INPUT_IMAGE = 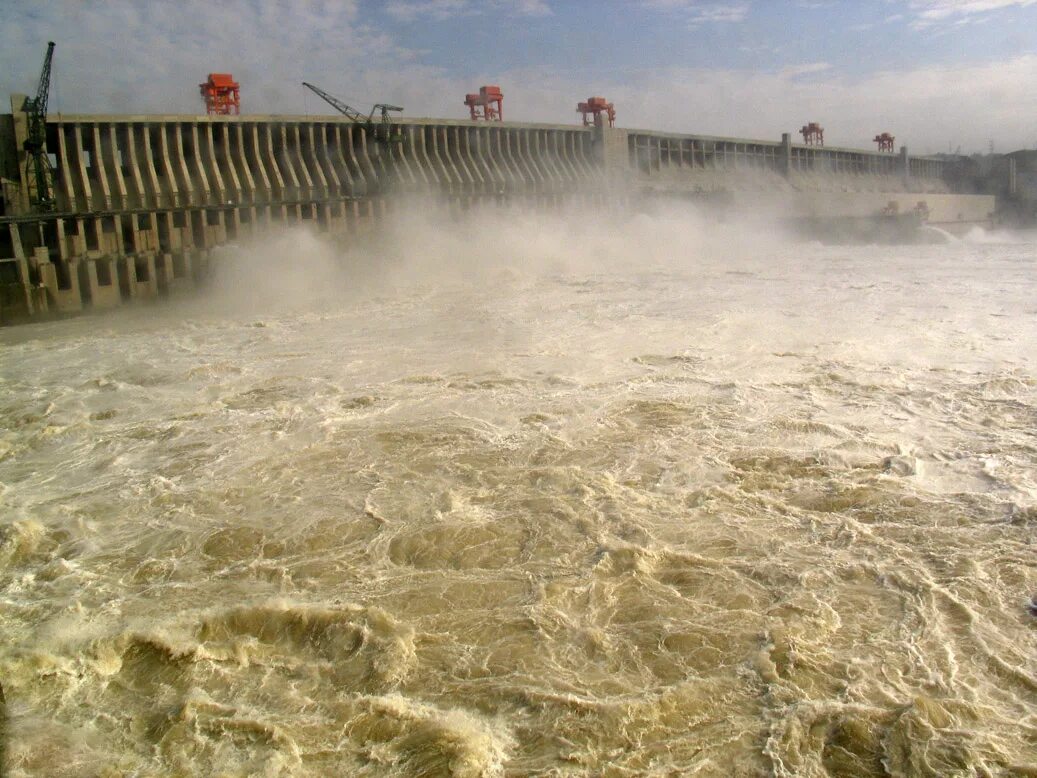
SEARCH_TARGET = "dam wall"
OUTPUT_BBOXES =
[0,106,996,324]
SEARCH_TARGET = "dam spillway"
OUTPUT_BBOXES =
[0,104,997,325]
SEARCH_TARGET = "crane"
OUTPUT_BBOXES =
[301,82,403,144]
[22,42,56,212]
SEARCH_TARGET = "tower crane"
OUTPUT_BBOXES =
[23,42,56,212]
[301,82,403,144]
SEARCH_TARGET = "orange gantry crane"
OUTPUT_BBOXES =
[464,86,503,121]
[200,73,240,115]
[577,96,616,128]
[874,132,895,152]
[800,122,824,145]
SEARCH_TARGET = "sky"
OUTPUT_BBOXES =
[1,0,1035,154]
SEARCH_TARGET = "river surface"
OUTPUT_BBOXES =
[1,208,1035,776]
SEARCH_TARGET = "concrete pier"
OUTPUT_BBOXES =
[0,109,996,325]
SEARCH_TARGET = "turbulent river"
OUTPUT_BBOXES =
[1,207,1035,777]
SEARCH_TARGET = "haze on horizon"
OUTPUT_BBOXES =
[1,1,1035,154]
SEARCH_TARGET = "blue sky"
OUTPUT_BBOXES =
[2,1,1035,153]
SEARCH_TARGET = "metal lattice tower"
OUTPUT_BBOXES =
[302,82,404,144]
[23,42,56,212]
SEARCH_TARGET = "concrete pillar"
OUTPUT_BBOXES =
[171,250,193,289]
[477,127,506,194]
[244,125,269,203]
[304,124,330,198]
[450,126,476,192]
[391,125,418,190]
[201,123,226,204]
[138,125,164,208]
[78,256,121,309]
[190,124,214,204]
[781,133,792,176]
[90,125,113,209]
[316,125,343,195]
[425,126,452,191]
[899,146,910,181]
[72,124,94,210]
[519,129,546,194]
[556,131,579,182]
[261,124,286,200]
[156,253,175,291]
[356,129,380,191]
[344,126,371,195]
[171,125,195,203]
[156,126,180,207]
[218,124,243,203]
[118,255,139,299]
[592,125,628,184]
[8,94,30,214]
[39,259,82,313]
[2,224,36,319]
[500,130,528,192]
[135,254,159,298]
[55,124,78,212]
[332,125,359,195]
[0,257,38,322]
[278,124,303,201]
[508,130,537,192]
[121,125,145,208]
[1007,158,1017,196]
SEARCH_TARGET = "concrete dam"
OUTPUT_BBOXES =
[0,102,996,325]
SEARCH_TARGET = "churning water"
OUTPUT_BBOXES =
[1,206,1035,777]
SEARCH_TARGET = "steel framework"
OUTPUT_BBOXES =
[874,132,895,152]
[577,96,615,128]
[302,82,403,144]
[800,122,824,146]
[23,42,56,212]
[200,73,240,115]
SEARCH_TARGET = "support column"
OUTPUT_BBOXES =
[2,224,36,320]
[8,94,30,214]
[899,146,910,182]
[592,124,628,185]
[781,132,792,176]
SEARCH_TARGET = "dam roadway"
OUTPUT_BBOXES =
[0,103,996,324]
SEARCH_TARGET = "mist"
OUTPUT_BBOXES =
[2,192,1036,775]
[199,198,795,318]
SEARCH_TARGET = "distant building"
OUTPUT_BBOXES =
[1004,150,1037,225]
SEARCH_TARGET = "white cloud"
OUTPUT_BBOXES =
[491,55,1037,154]
[386,0,473,21]
[907,0,1037,25]
[779,62,833,77]
[1,0,408,114]
[1,1,1034,153]
[641,1,750,25]
[386,0,551,21]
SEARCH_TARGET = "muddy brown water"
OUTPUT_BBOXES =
[1,212,1035,776]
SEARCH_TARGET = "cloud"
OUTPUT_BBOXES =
[605,55,1037,153]
[489,55,1037,154]
[907,0,1037,25]
[0,0,409,114]
[386,0,551,21]
[641,1,750,25]
[1,1,1034,153]
[779,62,833,78]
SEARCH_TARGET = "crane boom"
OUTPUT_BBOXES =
[301,82,367,124]
[301,82,404,144]
[23,41,56,211]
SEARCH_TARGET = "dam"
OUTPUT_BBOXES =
[0,100,997,325]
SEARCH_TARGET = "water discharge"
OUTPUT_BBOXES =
[0,204,1034,776]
